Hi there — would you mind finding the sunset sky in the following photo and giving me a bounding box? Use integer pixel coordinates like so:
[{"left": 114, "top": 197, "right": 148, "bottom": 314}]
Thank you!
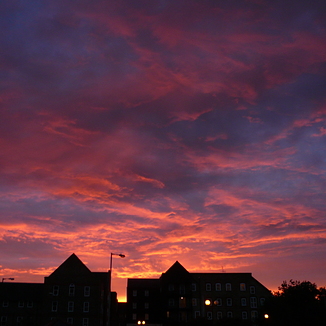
[{"left": 1, "top": 0, "right": 326, "bottom": 301}]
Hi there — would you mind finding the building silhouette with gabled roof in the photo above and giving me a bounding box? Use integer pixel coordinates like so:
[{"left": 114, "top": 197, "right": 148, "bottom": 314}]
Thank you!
[{"left": 126, "top": 261, "right": 271, "bottom": 326}]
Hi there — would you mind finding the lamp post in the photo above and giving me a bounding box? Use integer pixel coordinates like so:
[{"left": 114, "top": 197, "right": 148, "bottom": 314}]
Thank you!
[
  {"left": 108, "top": 253, "right": 125, "bottom": 326},
  {"left": 2, "top": 278, "right": 14, "bottom": 282}
]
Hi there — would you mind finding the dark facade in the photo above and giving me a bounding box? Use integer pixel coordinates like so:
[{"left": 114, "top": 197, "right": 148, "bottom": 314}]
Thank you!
[
  {"left": 126, "top": 261, "right": 271, "bottom": 326},
  {"left": 0, "top": 254, "right": 114, "bottom": 326}
]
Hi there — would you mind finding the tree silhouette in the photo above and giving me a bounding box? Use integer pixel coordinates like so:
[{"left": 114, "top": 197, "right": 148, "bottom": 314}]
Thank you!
[{"left": 265, "top": 280, "right": 326, "bottom": 326}]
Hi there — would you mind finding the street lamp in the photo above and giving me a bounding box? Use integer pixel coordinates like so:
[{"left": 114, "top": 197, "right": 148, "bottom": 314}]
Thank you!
[
  {"left": 108, "top": 253, "right": 125, "bottom": 326},
  {"left": 2, "top": 278, "right": 14, "bottom": 282}
]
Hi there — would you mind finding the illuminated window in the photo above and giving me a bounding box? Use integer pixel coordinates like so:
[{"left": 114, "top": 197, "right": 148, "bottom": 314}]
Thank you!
[
  {"left": 240, "top": 283, "right": 246, "bottom": 291},
  {"left": 214, "top": 298, "right": 222, "bottom": 306},
  {"left": 69, "top": 284, "right": 75, "bottom": 296},
  {"left": 84, "top": 286, "right": 90, "bottom": 297},
  {"left": 83, "top": 302, "right": 89, "bottom": 313},
  {"left": 215, "top": 283, "right": 221, "bottom": 291},
  {"left": 53, "top": 285, "right": 59, "bottom": 296},
  {"left": 206, "top": 283, "right": 211, "bottom": 291},
  {"left": 226, "top": 283, "right": 232, "bottom": 291},
  {"left": 68, "top": 301, "right": 74, "bottom": 312}
]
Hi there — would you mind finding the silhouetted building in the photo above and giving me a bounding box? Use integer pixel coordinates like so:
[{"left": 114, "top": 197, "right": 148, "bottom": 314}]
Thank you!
[{"left": 126, "top": 261, "right": 271, "bottom": 326}]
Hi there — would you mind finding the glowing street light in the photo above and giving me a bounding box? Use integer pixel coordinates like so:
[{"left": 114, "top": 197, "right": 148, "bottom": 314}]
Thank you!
[
  {"left": 264, "top": 314, "right": 269, "bottom": 319},
  {"left": 205, "top": 299, "right": 211, "bottom": 306}
]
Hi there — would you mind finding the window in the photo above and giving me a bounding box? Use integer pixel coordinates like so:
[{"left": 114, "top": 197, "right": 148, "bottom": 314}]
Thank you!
[
  {"left": 68, "top": 301, "right": 74, "bottom": 312},
  {"left": 240, "top": 283, "right": 246, "bottom": 291},
  {"left": 83, "top": 302, "right": 89, "bottom": 313},
  {"left": 133, "top": 290, "right": 137, "bottom": 297},
  {"left": 227, "top": 298, "right": 232, "bottom": 306},
  {"left": 250, "top": 297, "right": 257, "bottom": 308},
  {"left": 214, "top": 298, "right": 222, "bottom": 306},
  {"left": 132, "top": 303, "right": 137, "bottom": 309},
  {"left": 227, "top": 311, "right": 233, "bottom": 318},
  {"left": 145, "top": 313, "right": 149, "bottom": 320},
  {"left": 132, "top": 314, "right": 137, "bottom": 320},
  {"left": 251, "top": 311, "right": 258, "bottom": 320},
  {"left": 53, "top": 285, "right": 59, "bottom": 296},
  {"left": 82, "top": 318, "right": 89, "bottom": 326},
  {"left": 168, "top": 284, "right": 174, "bottom": 291},
  {"left": 226, "top": 283, "right": 232, "bottom": 291},
  {"left": 18, "top": 301, "right": 24, "bottom": 307},
  {"left": 69, "top": 284, "right": 75, "bottom": 296},
  {"left": 207, "top": 311, "right": 213, "bottom": 320},
  {"left": 250, "top": 286, "right": 255, "bottom": 294},
  {"left": 192, "top": 283, "right": 197, "bottom": 291},
  {"left": 144, "top": 290, "right": 149, "bottom": 296},
  {"left": 27, "top": 301, "right": 33, "bottom": 308},
  {"left": 217, "top": 311, "right": 222, "bottom": 320},
  {"left": 241, "top": 298, "right": 247, "bottom": 306},
  {"left": 242, "top": 311, "right": 248, "bottom": 320},
  {"left": 2, "top": 301, "right": 9, "bottom": 308},
  {"left": 206, "top": 283, "right": 211, "bottom": 291},
  {"left": 192, "top": 298, "right": 197, "bottom": 306},
  {"left": 195, "top": 311, "right": 200, "bottom": 318},
  {"left": 52, "top": 301, "right": 58, "bottom": 312},
  {"left": 84, "top": 286, "right": 90, "bottom": 297},
  {"left": 144, "top": 302, "right": 149, "bottom": 309},
  {"left": 260, "top": 297, "right": 266, "bottom": 306},
  {"left": 168, "top": 298, "right": 174, "bottom": 306},
  {"left": 67, "top": 317, "right": 73, "bottom": 325},
  {"left": 215, "top": 283, "right": 221, "bottom": 291}
]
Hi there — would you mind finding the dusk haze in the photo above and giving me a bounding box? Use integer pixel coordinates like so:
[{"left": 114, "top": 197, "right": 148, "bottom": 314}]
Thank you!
[{"left": 1, "top": 0, "right": 326, "bottom": 302}]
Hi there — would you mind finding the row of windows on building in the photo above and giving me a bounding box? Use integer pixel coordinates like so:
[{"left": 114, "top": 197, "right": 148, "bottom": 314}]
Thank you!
[
  {"left": 132, "top": 290, "right": 149, "bottom": 297},
  {"left": 51, "top": 285, "right": 91, "bottom": 297},
  {"left": 0, "top": 316, "right": 91, "bottom": 326},
  {"left": 203, "top": 310, "right": 259, "bottom": 320},
  {"left": 168, "top": 283, "right": 255, "bottom": 292},
  {"left": 51, "top": 301, "right": 90, "bottom": 313},
  {"left": 167, "top": 297, "right": 265, "bottom": 308},
  {"left": 2, "top": 301, "right": 34, "bottom": 308}
]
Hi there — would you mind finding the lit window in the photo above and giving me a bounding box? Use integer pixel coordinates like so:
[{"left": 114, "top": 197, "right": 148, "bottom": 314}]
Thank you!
[
  {"left": 192, "top": 283, "right": 197, "bottom": 291},
  {"left": 68, "top": 301, "right": 74, "bottom": 312},
  {"left": 241, "top": 298, "right": 247, "bottom": 306},
  {"left": 226, "top": 283, "right": 232, "bottom": 291},
  {"left": 53, "top": 285, "right": 59, "bottom": 296},
  {"left": 251, "top": 311, "right": 258, "bottom": 319},
  {"left": 227, "top": 298, "right": 232, "bottom": 306},
  {"left": 132, "top": 303, "right": 137, "bottom": 309},
  {"left": 250, "top": 297, "right": 257, "bottom": 308},
  {"left": 69, "top": 284, "right": 75, "bottom": 296},
  {"left": 214, "top": 298, "right": 222, "bottom": 306},
  {"left": 207, "top": 311, "right": 213, "bottom": 320},
  {"left": 82, "top": 318, "right": 89, "bottom": 326},
  {"left": 52, "top": 301, "right": 58, "bottom": 312},
  {"left": 206, "top": 283, "right": 211, "bottom": 291},
  {"left": 133, "top": 290, "right": 137, "bottom": 297},
  {"left": 83, "top": 302, "right": 89, "bottom": 313},
  {"left": 84, "top": 286, "right": 90, "bottom": 297},
  {"left": 192, "top": 298, "right": 197, "bottom": 306},
  {"left": 215, "top": 283, "right": 221, "bottom": 291},
  {"left": 144, "top": 290, "right": 149, "bottom": 296},
  {"left": 242, "top": 311, "right": 248, "bottom": 320},
  {"left": 217, "top": 311, "right": 222, "bottom": 320},
  {"left": 227, "top": 311, "right": 233, "bottom": 318},
  {"left": 250, "top": 286, "right": 255, "bottom": 294},
  {"left": 240, "top": 283, "right": 246, "bottom": 291}
]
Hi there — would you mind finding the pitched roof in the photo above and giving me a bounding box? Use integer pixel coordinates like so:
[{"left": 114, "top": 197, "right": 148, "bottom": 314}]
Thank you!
[
  {"left": 160, "top": 261, "right": 193, "bottom": 282},
  {"left": 47, "top": 253, "right": 91, "bottom": 278}
]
